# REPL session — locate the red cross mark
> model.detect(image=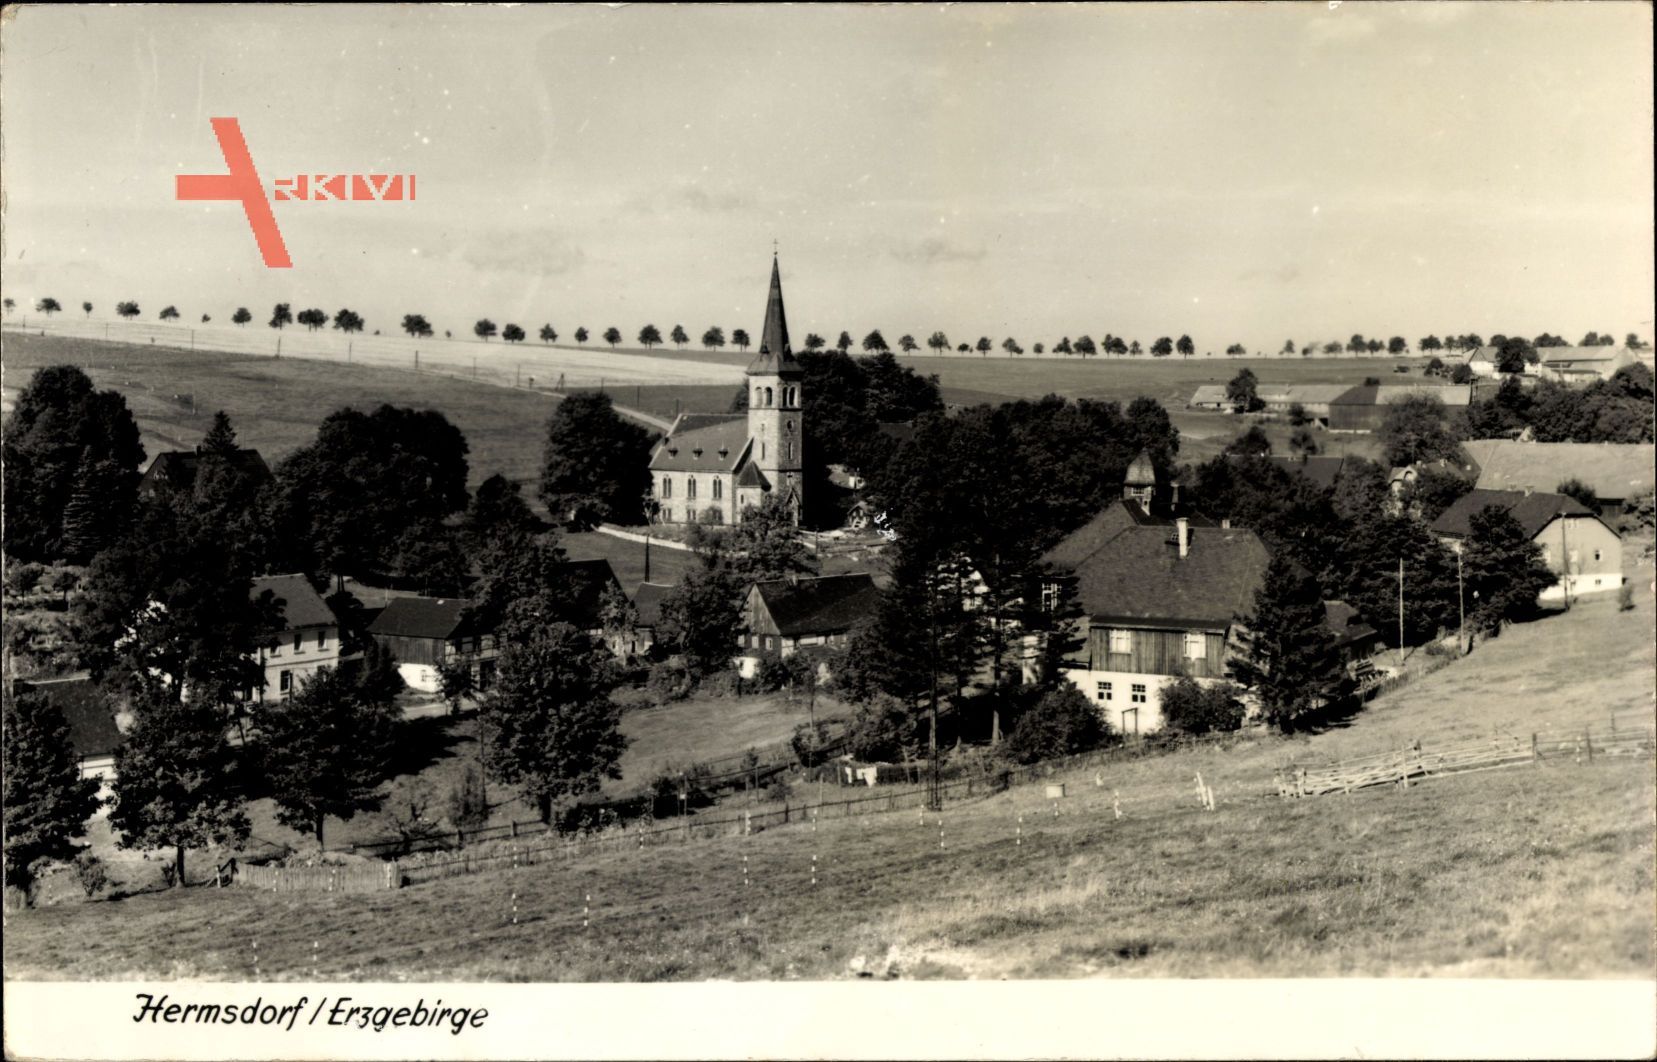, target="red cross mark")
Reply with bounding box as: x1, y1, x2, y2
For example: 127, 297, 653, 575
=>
175, 117, 292, 269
